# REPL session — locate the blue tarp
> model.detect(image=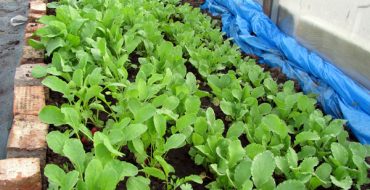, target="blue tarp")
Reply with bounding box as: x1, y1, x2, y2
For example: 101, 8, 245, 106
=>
201, 0, 370, 144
